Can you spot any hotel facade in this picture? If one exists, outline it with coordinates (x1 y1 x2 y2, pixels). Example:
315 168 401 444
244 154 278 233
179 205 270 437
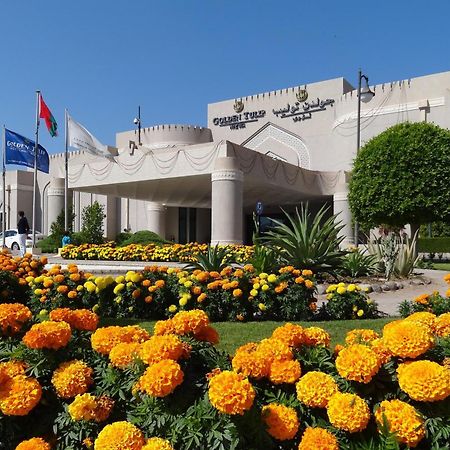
3 70 450 246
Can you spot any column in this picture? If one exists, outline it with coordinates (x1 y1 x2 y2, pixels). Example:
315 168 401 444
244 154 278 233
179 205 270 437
333 189 354 248
211 157 243 245
147 202 166 238
47 178 65 233
105 196 118 240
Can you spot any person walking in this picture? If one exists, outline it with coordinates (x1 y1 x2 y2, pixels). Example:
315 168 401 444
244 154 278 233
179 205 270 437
17 211 30 257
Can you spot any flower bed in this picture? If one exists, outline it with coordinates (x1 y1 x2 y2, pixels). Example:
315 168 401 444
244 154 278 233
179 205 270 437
1 308 450 449
60 242 255 263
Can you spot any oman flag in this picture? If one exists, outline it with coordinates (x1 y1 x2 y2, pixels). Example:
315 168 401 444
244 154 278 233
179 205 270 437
39 94 58 137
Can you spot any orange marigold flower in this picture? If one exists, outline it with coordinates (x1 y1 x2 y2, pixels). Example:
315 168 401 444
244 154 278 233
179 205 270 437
345 328 380 345
94 421 145 450
435 312 450 337
397 360 450 402
303 327 330 347
258 338 293 363
68 393 114 422
327 392 370 433
298 427 339 450
139 335 184 365
50 308 99 331
51 360 93 398
375 399 425 448
208 370 255 415
274 281 288 294
232 345 270 379
23 321 72 350
232 288 243 298
383 320 434 359
0 303 32 334
142 437 174 450
271 323 304 348
296 371 338 408
15 437 51 450
57 285 69 294
109 342 142 368
414 293 429 305
0 374 41 416
269 359 301 384
302 269 313 276
370 338 392 365
404 311 436 332
193 325 219 344
136 360 184 398
336 344 381 384
170 310 210 335
0 360 27 380
91 325 150 355
261 403 299 441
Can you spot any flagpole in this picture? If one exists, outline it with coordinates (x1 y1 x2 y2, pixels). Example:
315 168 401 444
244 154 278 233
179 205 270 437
2 125 6 248
32 90 40 251
64 109 68 231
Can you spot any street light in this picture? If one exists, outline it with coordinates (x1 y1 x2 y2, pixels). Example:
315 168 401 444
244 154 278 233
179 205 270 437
354 69 375 245
133 106 142 146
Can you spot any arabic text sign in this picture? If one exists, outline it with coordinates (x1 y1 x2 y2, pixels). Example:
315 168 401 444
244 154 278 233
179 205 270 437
272 98 335 122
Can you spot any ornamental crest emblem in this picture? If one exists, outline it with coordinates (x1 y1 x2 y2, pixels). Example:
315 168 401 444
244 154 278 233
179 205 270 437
296 89 308 102
233 100 244 113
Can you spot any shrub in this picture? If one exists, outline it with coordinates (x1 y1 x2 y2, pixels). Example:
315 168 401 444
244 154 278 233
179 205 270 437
418 237 450 253
81 201 105 244
339 249 378 278
119 230 168 247
263 205 347 277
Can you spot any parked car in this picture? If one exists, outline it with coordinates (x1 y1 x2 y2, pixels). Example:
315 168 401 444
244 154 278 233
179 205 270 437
0 229 45 250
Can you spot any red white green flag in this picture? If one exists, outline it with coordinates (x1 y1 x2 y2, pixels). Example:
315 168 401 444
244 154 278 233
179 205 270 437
39 94 58 137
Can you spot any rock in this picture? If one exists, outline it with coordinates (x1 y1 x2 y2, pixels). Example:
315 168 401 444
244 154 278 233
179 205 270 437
409 279 425 286
395 282 404 289
386 281 398 290
381 284 391 291
316 284 327 295
359 284 373 293
372 284 383 293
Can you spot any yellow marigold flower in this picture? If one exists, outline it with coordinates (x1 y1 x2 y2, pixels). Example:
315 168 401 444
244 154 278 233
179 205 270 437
357 309 364 317
142 437 174 450
68 393 114 422
383 320 434 358
267 274 277 283
327 392 370 433
336 344 381 384
258 338 293 363
94 421 144 450
435 312 450 337
375 399 425 448
303 327 330 347
336 286 347 295
259 272 268 279
0 303 32 334
370 338 392 365
326 284 337 293
258 303 266 311
109 342 142 368
0 374 42 416
91 325 150 355
269 359 301 384
51 360 93 399
15 437 51 450
113 283 125 295
261 403 299 441
397 360 450 402
232 345 270 379
250 289 258 297
404 311 436 331
296 371 338 408
345 328 380 345
84 281 96 293
23 321 72 350
208 370 255 415
271 323 304 348
139 335 184 365
136 360 184 397
298 427 339 450
347 283 357 292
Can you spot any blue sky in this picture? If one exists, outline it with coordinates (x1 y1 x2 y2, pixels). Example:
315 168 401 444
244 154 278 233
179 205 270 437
1 0 449 155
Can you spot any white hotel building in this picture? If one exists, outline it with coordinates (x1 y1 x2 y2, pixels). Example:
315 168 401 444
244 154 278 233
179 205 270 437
3 70 450 246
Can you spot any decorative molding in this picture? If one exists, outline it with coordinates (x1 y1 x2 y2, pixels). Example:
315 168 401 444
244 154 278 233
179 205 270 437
242 123 310 169
48 188 65 197
333 97 445 129
333 192 349 201
211 169 244 182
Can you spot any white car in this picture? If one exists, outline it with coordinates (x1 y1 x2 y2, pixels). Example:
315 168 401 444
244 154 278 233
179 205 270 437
0 229 45 250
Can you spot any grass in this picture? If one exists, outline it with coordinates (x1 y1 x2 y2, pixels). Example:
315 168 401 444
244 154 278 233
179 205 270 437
102 317 394 354
432 263 450 271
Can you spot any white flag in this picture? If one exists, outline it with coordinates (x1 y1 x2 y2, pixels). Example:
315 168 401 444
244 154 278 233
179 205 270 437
67 113 113 158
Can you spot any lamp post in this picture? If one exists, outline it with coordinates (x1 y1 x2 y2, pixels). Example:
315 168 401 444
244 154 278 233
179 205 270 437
354 69 375 245
134 106 142 146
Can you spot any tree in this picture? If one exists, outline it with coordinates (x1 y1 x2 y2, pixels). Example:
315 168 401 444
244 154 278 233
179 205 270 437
349 122 450 229
50 206 75 239
81 201 105 244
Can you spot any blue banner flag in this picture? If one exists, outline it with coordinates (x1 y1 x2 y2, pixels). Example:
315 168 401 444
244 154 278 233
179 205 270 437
5 129 49 173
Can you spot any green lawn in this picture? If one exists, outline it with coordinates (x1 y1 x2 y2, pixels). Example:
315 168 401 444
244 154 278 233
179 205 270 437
432 263 450 271
103 317 395 354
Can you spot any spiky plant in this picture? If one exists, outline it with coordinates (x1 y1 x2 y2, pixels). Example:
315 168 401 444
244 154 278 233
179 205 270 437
185 244 234 272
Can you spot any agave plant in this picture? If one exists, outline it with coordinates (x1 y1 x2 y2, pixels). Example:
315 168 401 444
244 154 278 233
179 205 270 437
247 243 280 273
185 244 234 272
340 249 379 278
262 205 347 276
